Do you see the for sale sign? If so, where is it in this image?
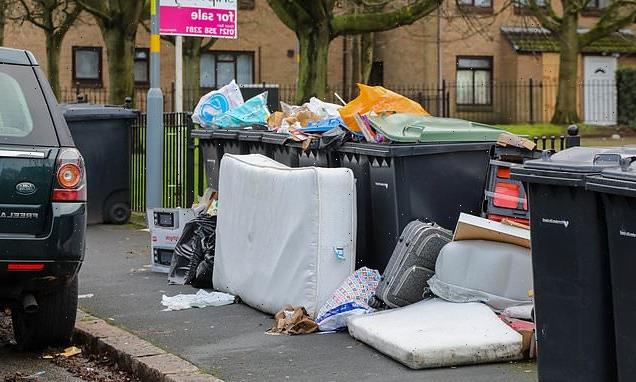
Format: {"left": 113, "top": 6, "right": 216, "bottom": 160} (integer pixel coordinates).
{"left": 160, "top": 0, "right": 237, "bottom": 39}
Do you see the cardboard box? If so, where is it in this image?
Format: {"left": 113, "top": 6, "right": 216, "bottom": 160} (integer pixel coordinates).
{"left": 454, "top": 213, "right": 531, "bottom": 249}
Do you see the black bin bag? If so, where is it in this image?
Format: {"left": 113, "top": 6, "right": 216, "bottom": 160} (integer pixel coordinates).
{"left": 168, "top": 214, "right": 217, "bottom": 288}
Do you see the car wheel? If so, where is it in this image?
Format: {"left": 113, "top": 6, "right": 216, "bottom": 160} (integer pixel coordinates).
{"left": 11, "top": 277, "right": 78, "bottom": 351}
{"left": 106, "top": 201, "right": 131, "bottom": 225}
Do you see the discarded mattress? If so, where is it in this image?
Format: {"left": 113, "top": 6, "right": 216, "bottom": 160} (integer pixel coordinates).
{"left": 428, "top": 240, "right": 532, "bottom": 311}
{"left": 347, "top": 298, "right": 523, "bottom": 369}
{"left": 213, "top": 154, "right": 357, "bottom": 318}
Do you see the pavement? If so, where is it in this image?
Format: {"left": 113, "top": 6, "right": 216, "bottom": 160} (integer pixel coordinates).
{"left": 79, "top": 224, "right": 537, "bottom": 382}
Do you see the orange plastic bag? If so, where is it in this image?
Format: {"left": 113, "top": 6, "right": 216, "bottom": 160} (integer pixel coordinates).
{"left": 339, "top": 84, "right": 429, "bottom": 132}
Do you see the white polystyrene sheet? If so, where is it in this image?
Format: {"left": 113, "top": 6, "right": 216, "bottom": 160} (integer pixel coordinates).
{"left": 213, "top": 154, "right": 357, "bottom": 318}
{"left": 428, "top": 240, "right": 533, "bottom": 311}
{"left": 347, "top": 299, "right": 523, "bottom": 369}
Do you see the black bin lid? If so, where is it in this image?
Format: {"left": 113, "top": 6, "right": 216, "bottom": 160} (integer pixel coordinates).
{"left": 586, "top": 151, "right": 636, "bottom": 197}
{"left": 512, "top": 147, "right": 636, "bottom": 186}
{"left": 60, "top": 103, "right": 138, "bottom": 121}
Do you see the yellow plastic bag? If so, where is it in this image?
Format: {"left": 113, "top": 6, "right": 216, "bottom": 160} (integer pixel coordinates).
{"left": 339, "top": 84, "right": 429, "bottom": 132}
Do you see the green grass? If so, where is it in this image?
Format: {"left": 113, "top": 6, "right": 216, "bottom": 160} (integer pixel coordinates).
{"left": 496, "top": 123, "right": 616, "bottom": 137}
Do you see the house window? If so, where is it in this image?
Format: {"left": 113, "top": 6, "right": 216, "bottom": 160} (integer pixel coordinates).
{"left": 513, "top": 0, "right": 547, "bottom": 13}
{"left": 72, "top": 47, "right": 102, "bottom": 86}
{"left": 238, "top": 0, "right": 255, "bottom": 10}
{"left": 585, "top": 0, "right": 612, "bottom": 11}
{"left": 456, "top": 56, "right": 492, "bottom": 106}
{"left": 134, "top": 48, "right": 150, "bottom": 86}
{"left": 458, "top": 0, "right": 492, "bottom": 8}
{"left": 200, "top": 51, "right": 254, "bottom": 89}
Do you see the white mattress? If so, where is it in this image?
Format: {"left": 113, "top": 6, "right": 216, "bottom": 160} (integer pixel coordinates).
{"left": 347, "top": 299, "right": 523, "bottom": 369}
{"left": 428, "top": 240, "right": 533, "bottom": 311}
{"left": 213, "top": 154, "right": 357, "bottom": 318}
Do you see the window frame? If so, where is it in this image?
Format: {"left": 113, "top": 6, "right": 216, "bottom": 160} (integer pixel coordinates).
{"left": 200, "top": 50, "right": 255, "bottom": 89}
{"left": 457, "top": 0, "right": 494, "bottom": 14}
{"left": 72, "top": 46, "right": 103, "bottom": 87}
{"left": 455, "top": 55, "right": 494, "bottom": 107}
{"left": 513, "top": 0, "right": 548, "bottom": 15}
{"left": 238, "top": 0, "right": 255, "bottom": 10}
{"left": 134, "top": 47, "right": 150, "bottom": 87}
{"left": 582, "top": 0, "right": 611, "bottom": 16}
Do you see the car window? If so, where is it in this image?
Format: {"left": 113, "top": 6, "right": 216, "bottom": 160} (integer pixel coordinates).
{"left": 0, "top": 64, "right": 58, "bottom": 146}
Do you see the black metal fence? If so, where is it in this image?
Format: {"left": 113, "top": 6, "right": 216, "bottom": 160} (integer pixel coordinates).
{"left": 129, "top": 112, "right": 204, "bottom": 212}
{"left": 63, "top": 79, "right": 618, "bottom": 125}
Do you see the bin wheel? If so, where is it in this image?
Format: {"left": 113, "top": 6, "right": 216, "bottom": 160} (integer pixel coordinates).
{"left": 106, "top": 201, "right": 130, "bottom": 225}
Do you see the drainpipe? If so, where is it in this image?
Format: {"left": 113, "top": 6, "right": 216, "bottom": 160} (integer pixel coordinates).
{"left": 437, "top": 6, "right": 443, "bottom": 116}
{"left": 343, "top": 37, "right": 348, "bottom": 100}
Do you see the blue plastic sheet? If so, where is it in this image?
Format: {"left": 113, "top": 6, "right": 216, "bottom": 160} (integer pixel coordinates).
{"left": 212, "top": 92, "right": 270, "bottom": 128}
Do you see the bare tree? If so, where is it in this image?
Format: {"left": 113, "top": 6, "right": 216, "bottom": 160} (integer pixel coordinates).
{"left": 267, "top": 0, "right": 442, "bottom": 103}
{"left": 347, "top": 0, "right": 390, "bottom": 89}
{"left": 12, "top": 0, "right": 81, "bottom": 96}
{"left": 523, "top": 0, "right": 636, "bottom": 124}
{"left": 76, "top": 0, "right": 147, "bottom": 104}
{"left": 0, "top": 0, "right": 10, "bottom": 46}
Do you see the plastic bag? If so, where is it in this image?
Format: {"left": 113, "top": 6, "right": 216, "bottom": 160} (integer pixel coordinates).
{"left": 168, "top": 214, "right": 217, "bottom": 288}
{"left": 192, "top": 80, "right": 244, "bottom": 127}
{"left": 161, "top": 290, "right": 235, "bottom": 311}
{"left": 212, "top": 92, "right": 270, "bottom": 128}
{"left": 339, "top": 84, "right": 429, "bottom": 132}
{"left": 315, "top": 267, "right": 381, "bottom": 331}
{"left": 307, "top": 97, "right": 342, "bottom": 119}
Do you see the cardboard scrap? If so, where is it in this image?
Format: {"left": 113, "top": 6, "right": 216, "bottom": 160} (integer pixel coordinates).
{"left": 497, "top": 132, "right": 536, "bottom": 151}
{"left": 58, "top": 346, "right": 82, "bottom": 358}
{"left": 454, "top": 213, "right": 531, "bottom": 249}
{"left": 500, "top": 316, "right": 536, "bottom": 359}
{"left": 501, "top": 219, "right": 530, "bottom": 230}
{"left": 267, "top": 305, "right": 318, "bottom": 335}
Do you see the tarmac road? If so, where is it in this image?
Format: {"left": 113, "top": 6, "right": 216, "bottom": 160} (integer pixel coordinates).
{"left": 78, "top": 224, "right": 537, "bottom": 382}
{"left": 0, "top": 344, "right": 84, "bottom": 382}
{"left": 0, "top": 314, "right": 83, "bottom": 382}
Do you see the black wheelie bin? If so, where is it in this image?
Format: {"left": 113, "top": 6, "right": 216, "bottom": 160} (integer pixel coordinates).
{"left": 586, "top": 155, "right": 636, "bottom": 382}
{"left": 511, "top": 147, "right": 636, "bottom": 382}
{"left": 60, "top": 103, "right": 138, "bottom": 224}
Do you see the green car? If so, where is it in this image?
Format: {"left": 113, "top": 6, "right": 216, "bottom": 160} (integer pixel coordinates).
{"left": 0, "top": 48, "right": 86, "bottom": 350}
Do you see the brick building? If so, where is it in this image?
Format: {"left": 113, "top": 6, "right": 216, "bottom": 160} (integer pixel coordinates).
{"left": 2, "top": 0, "right": 635, "bottom": 124}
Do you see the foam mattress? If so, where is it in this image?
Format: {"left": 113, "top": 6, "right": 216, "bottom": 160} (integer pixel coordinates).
{"left": 347, "top": 298, "right": 523, "bottom": 369}
{"left": 213, "top": 154, "right": 357, "bottom": 318}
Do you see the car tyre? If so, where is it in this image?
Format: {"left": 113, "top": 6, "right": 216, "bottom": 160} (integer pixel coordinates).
{"left": 106, "top": 201, "right": 131, "bottom": 225}
{"left": 11, "top": 277, "right": 78, "bottom": 351}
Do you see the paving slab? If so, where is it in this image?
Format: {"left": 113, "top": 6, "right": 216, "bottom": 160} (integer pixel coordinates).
{"left": 79, "top": 225, "right": 537, "bottom": 382}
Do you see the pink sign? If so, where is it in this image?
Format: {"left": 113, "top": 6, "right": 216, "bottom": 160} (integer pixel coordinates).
{"left": 160, "top": 0, "right": 237, "bottom": 39}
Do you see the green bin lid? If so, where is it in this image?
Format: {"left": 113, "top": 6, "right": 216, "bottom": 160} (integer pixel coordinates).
{"left": 367, "top": 114, "right": 503, "bottom": 143}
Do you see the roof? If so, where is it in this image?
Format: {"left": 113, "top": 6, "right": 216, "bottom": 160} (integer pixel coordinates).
{"left": 501, "top": 26, "right": 636, "bottom": 54}
{"left": 0, "top": 47, "right": 37, "bottom": 66}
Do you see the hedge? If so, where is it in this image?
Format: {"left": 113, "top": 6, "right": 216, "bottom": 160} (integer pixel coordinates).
{"left": 617, "top": 68, "right": 636, "bottom": 128}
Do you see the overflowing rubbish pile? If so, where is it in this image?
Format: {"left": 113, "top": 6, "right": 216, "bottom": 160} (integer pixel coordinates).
{"left": 150, "top": 82, "right": 633, "bottom": 372}
{"left": 192, "top": 80, "right": 503, "bottom": 144}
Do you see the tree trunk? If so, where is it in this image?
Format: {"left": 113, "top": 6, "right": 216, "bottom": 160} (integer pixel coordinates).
{"left": 296, "top": 26, "right": 330, "bottom": 104}
{"left": 0, "top": 0, "right": 6, "bottom": 46}
{"left": 360, "top": 32, "right": 374, "bottom": 84}
{"left": 102, "top": 27, "right": 135, "bottom": 105}
{"left": 45, "top": 34, "right": 62, "bottom": 98}
{"left": 350, "top": 35, "right": 361, "bottom": 98}
{"left": 183, "top": 37, "right": 202, "bottom": 111}
{"left": 551, "top": 14, "right": 581, "bottom": 124}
